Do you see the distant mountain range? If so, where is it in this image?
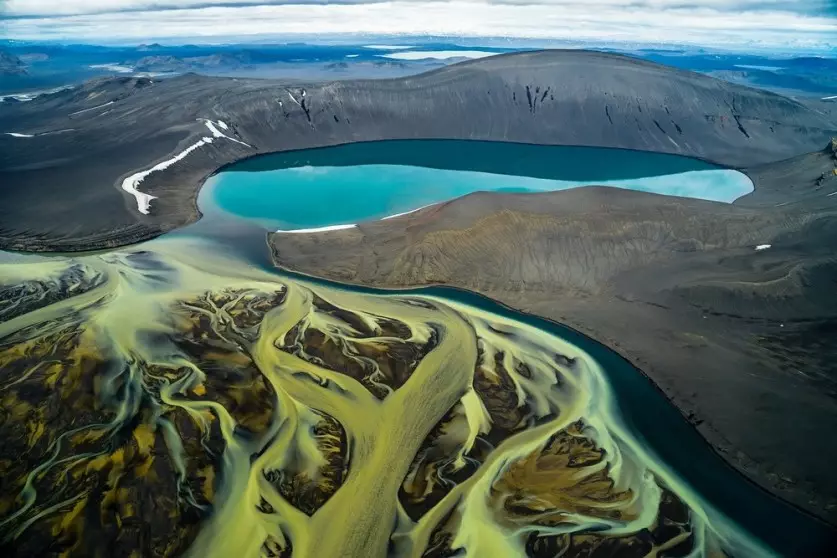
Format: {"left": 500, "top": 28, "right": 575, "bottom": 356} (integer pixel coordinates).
{"left": 132, "top": 53, "right": 251, "bottom": 72}
{"left": 0, "top": 50, "right": 27, "bottom": 76}
{"left": 136, "top": 43, "right": 165, "bottom": 52}
{"left": 1, "top": 41, "right": 835, "bottom": 99}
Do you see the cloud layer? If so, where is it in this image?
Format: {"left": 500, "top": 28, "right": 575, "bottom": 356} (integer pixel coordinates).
{"left": 2, "top": 0, "right": 835, "bottom": 51}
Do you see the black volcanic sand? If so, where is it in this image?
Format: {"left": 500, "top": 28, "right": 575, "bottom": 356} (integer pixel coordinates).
{"left": 1, "top": 50, "right": 836, "bottom": 251}
{"left": 269, "top": 141, "right": 837, "bottom": 525}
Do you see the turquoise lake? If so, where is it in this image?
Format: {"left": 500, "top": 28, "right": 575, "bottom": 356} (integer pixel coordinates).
{"left": 204, "top": 140, "right": 754, "bottom": 230}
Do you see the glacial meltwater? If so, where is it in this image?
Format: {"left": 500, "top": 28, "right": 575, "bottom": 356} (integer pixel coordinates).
{"left": 0, "top": 141, "right": 831, "bottom": 558}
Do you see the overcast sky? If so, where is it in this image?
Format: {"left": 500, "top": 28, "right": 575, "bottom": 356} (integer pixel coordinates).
{"left": 2, "top": 0, "right": 835, "bottom": 51}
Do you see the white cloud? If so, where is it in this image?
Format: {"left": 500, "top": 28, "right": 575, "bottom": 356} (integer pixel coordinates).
{"left": 2, "top": 1, "right": 835, "bottom": 50}
{"left": 4, "top": 0, "right": 833, "bottom": 17}
{"left": 4, "top": 0, "right": 281, "bottom": 16}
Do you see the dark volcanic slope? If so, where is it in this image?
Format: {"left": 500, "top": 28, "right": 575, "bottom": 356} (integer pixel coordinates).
{"left": 2, "top": 50, "right": 836, "bottom": 251}
{"left": 269, "top": 142, "right": 837, "bottom": 524}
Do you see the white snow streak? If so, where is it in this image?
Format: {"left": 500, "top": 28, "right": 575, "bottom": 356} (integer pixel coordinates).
{"left": 5, "top": 129, "right": 76, "bottom": 138}
{"left": 273, "top": 204, "right": 435, "bottom": 234}
{"left": 755, "top": 244, "right": 772, "bottom": 251}
{"left": 286, "top": 91, "right": 302, "bottom": 107}
{"left": 70, "top": 100, "right": 115, "bottom": 116}
{"left": 41, "top": 129, "right": 75, "bottom": 136}
{"left": 381, "top": 203, "right": 436, "bottom": 220}
{"left": 380, "top": 50, "right": 496, "bottom": 60}
{"left": 201, "top": 119, "right": 251, "bottom": 147}
{"left": 121, "top": 136, "right": 214, "bottom": 215}
{"left": 122, "top": 118, "right": 253, "bottom": 215}
{"left": 275, "top": 223, "right": 357, "bottom": 234}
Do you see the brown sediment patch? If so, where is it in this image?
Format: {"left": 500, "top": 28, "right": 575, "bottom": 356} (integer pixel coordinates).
{"left": 0, "top": 316, "right": 225, "bottom": 557}
{"left": 263, "top": 411, "right": 347, "bottom": 516}
{"left": 277, "top": 294, "right": 439, "bottom": 399}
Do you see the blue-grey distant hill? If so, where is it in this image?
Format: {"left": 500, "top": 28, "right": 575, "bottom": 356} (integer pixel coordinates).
{"left": 2, "top": 40, "right": 835, "bottom": 97}
{"left": 0, "top": 49, "right": 27, "bottom": 77}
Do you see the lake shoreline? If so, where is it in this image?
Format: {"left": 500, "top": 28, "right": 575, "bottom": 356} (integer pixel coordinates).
{"left": 0, "top": 137, "right": 759, "bottom": 253}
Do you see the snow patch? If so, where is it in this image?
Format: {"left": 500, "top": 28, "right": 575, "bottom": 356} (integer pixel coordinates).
{"left": 345, "top": 54, "right": 359, "bottom": 58}
{"left": 121, "top": 136, "right": 214, "bottom": 215}
{"left": 5, "top": 129, "right": 75, "bottom": 138}
{"left": 822, "top": 95, "right": 837, "bottom": 100}
{"left": 201, "top": 119, "right": 251, "bottom": 147}
{"left": 90, "top": 63, "right": 134, "bottom": 73}
{"left": 217, "top": 120, "right": 229, "bottom": 130}
{"left": 380, "top": 50, "right": 496, "bottom": 61}
{"left": 755, "top": 244, "right": 772, "bottom": 251}
{"left": 275, "top": 223, "right": 357, "bottom": 234}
